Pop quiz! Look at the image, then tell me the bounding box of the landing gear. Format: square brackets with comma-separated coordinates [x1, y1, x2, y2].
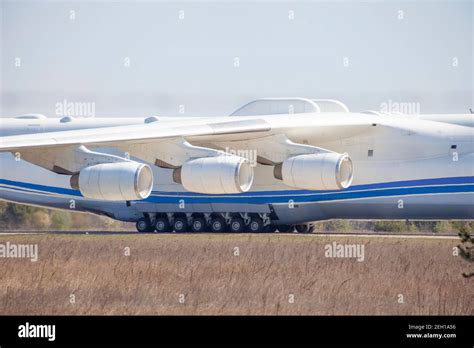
[248, 216, 264, 233]
[155, 216, 171, 233]
[136, 212, 312, 234]
[229, 217, 245, 233]
[136, 217, 154, 233]
[277, 224, 294, 233]
[295, 224, 314, 234]
[264, 224, 277, 233]
[210, 216, 227, 233]
[173, 216, 188, 233]
[191, 217, 207, 233]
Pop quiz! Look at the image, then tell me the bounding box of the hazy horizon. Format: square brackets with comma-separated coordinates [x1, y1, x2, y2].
[1, 0, 472, 117]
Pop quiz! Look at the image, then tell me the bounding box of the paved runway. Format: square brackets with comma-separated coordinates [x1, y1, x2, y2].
[0, 230, 461, 239]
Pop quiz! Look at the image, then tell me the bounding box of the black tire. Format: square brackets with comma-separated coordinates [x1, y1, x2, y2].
[229, 217, 245, 233]
[173, 217, 188, 233]
[136, 217, 153, 233]
[210, 216, 227, 233]
[264, 224, 278, 233]
[191, 217, 207, 233]
[277, 224, 294, 233]
[295, 224, 313, 234]
[155, 216, 171, 233]
[248, 217, 264, 233]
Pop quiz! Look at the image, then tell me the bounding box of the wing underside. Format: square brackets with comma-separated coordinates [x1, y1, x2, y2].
[0, 115, 373, 199]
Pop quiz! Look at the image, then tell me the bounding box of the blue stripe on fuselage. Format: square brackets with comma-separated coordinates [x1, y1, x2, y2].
[148, 176, 474, 197]
[144, 184, 474, 204]
[0, 177, 473, 203]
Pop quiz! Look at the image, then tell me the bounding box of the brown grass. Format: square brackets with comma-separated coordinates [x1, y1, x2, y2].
[0, 233, 472, 315]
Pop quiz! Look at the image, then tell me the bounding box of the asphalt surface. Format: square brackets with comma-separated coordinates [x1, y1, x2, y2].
[0, 231, 461, 239]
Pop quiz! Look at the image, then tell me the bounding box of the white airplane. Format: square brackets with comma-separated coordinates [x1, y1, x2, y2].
[0, 98, 473, 233]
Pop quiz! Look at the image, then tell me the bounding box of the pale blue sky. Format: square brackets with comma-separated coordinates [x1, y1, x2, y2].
[1, 0, 472, 116]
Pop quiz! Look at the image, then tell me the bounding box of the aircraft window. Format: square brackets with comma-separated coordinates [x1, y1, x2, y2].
[451, 145, 457, 149]
[368, 150, 374, 157]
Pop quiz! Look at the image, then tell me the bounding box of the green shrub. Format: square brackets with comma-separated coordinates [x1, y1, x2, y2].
[323, 219, 351, 232]
[432, 221, 454, 233]
[51, 211, 72, 230]
[373, 221, 407, 232]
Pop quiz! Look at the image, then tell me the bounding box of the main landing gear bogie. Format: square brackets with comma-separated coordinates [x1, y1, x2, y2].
[136, 213, 315, 235]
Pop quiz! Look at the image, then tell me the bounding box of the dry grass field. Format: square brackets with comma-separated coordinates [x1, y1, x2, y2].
[0, 233, 472, 315]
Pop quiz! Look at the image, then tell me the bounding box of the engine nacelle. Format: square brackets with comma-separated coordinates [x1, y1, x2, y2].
[174, 155, 254, 194]
[274, 153, 353, 190]
[70, 162, 153, 201]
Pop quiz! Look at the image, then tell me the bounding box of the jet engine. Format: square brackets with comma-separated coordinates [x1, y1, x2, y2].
[70, 162, 153, 201]
[174, 155, 254, 194]
[274, 153, 353, 190]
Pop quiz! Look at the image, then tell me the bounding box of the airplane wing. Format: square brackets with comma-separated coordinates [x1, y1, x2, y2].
[0, 114, 376, 152]
[0, 114, 375, 199]
[0, 117, 273, 151]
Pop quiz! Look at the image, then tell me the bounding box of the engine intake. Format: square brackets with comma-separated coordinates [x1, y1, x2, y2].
[174, 155, 254, 194]
[70, 162, 153, 201]
[274, 153, 353, 190]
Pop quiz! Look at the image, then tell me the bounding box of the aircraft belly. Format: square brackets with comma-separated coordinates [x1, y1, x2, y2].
[271, 193, 474, 223]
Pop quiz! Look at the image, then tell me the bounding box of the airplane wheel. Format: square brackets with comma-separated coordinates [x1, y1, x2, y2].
[295, 224, 313, 234]
[248, 217, 264, 233]
[277, 225, 294, 233]
[191, 217, 207, 233]
[155, 216, 171, 233]
[173, 217, 188, 233]
[229, 217, 245, 233]
[210, 217, 227, 233]
[136, 217, 153, 233]
[264, 224, 277, 233]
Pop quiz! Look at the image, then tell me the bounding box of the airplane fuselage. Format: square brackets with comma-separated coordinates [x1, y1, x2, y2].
[0, 113, 473, 229]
